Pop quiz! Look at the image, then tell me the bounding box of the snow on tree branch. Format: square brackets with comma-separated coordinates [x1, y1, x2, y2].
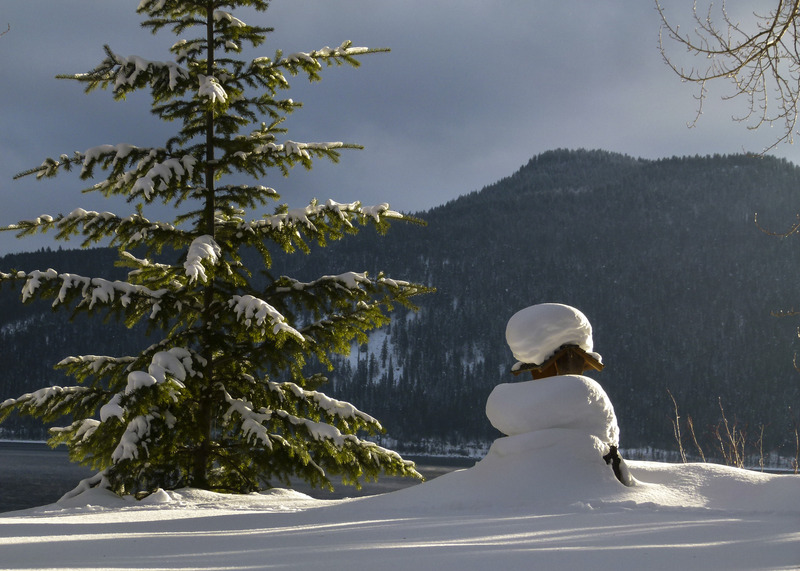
[111, 413, 158, 462]
[273, 409, 353, 447]
[66, 46, 190, 97]
[8, 268, 168, 317]
[58, 471, 110, 502]
[15, 144, 198, 209]
[51, 418, 101, 444]
[57, 355, 137, 379]
[228, 294, 304, 341]
[125, 348, 195, 393]
[1, 385, 86, 411]
[184, 235, 221, 283]
[16, 144, 138, 180]
[95, 348, 195, 462]
[277, 272, 421, 303]
[114, 53, 188, 91]
[275, 380, 382, 427]
[213, 10, 247, 28]
[278, 271, 371, 294]
[128, 153, 197, 201]
[278, 41, 380, 70]
[245, 41, 387, 94]
[2, 208, 193, 251]
[268, 404, 416, 476]
[223, 390, 274, 447]
[0, 385, 93, 423]
[223, 382, 389, 457]
[234, 139, 345, 164]
[81, 143, 138, 176]
[233, 200, 402, 240]
[198, 75, 227, 104]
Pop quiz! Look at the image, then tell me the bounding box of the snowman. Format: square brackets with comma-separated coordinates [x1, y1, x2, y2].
[486, 303, 632, 486]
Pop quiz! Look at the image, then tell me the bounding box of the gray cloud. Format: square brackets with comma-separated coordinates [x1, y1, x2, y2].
[0, 1, 793, 254]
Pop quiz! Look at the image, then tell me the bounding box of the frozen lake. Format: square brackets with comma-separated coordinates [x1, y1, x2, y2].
[0, 441, 93, 513]
[0, 441, 473, 513]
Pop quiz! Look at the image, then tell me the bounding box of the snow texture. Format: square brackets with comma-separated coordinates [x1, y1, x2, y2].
[99, 394, 124, 422]
[486, 375, 619, 446]
[506, 303, 601, 366]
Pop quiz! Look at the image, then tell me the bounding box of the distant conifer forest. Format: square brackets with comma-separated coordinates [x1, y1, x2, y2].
[3, 150, 799, 462]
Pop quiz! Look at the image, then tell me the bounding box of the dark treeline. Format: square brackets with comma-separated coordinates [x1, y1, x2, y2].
[2, 150, 799, 458]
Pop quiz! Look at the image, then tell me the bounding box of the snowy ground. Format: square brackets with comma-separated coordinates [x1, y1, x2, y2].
[1, 444, 798, 570]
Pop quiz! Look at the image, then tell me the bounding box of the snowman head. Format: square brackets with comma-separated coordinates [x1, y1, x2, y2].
[506, 303, 603, 378]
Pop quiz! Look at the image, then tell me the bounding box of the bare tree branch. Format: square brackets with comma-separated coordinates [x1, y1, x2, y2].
[754, 211, 800, 236]
[657, 0, 800, 152]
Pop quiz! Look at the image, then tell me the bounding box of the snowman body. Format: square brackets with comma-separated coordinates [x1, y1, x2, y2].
[486, 374, 619, 447]
[488, 303, 631, 485]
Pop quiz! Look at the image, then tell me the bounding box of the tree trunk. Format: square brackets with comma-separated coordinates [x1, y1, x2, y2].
[192, 0, 218, 490]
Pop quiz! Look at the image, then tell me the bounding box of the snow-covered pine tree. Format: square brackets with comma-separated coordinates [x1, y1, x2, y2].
[0, 1, 430, 496]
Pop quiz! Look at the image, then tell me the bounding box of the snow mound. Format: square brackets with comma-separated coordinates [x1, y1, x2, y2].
[486, 375, 618, 445]
[41, 486, 338, 522]
[3, 462, 798, 571]
[505, 303, 601, 366]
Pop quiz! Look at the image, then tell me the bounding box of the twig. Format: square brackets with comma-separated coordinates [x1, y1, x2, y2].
[667, 388, 687, 463]
[687, 415, 706, 463]
[716, 398, 746, 468]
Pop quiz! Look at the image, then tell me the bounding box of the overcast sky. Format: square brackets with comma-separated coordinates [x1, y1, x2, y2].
[0, 1, 794, 254]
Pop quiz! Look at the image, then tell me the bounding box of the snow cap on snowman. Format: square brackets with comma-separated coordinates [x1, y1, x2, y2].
[506, 303, 604, 379]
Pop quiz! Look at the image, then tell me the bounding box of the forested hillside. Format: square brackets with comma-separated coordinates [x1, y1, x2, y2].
[2, 149, 800, 459]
